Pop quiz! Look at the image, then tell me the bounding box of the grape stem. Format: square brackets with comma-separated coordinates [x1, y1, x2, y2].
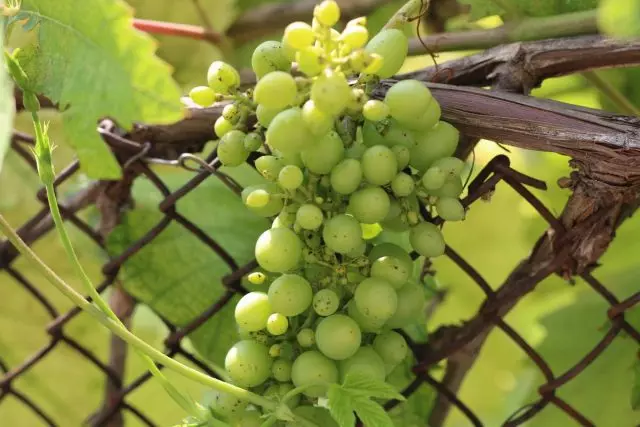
[383, 0, 426, 31]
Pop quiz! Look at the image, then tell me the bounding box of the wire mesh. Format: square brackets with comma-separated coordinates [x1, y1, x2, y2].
[1, 118, 638, 427]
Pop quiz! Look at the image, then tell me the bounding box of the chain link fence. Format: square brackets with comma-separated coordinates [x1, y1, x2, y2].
[1, 114, 639, 427]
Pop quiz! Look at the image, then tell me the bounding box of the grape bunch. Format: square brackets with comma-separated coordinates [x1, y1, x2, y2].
[188, 1, 465, 425]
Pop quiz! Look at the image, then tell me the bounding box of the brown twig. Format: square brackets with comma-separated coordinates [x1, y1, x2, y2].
[132, 18, 224, 45]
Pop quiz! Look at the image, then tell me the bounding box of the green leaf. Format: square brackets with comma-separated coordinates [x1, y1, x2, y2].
[458, 0, 505, 20]
[106, 166, 269, 365]
[327, 385, 356, 427]
[633, 358, 640, 410]
[16, 0, 184, 179]
[343, 372, 406, 401]
[598, 0, 640, 37]
[352, 396, 395, 427]
[0, 19, 15, 175]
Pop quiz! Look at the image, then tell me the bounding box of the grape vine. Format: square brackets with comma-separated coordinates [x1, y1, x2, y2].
[185, 1, 467, 425]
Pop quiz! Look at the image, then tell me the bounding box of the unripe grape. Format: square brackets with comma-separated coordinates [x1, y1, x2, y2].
[313, 289, 340, 316]
[278, 164, 304, 190]
[302, 100, 333, 136]
[214, 116, 234, 138]
[392, 145, 411, 170]
[384, 121, 415, 148]
[370, 256, 410, 289]
[311, 70, 351, 116]
[283, 22, 315, 50]
[242, 133, 262, 152]
[296, 204, 324, 230]
[241, 184, 283, 217]
[252, 41, 291, 79]
[218, 130, 249, 166]
[385, 79, 433, 123]
[301, 131, 345, 174]
[314, 0, 340, 27]
[315, 314, 361, 360]
[410, 121, 460, 172]
[291, 351, 338, 397]
[207, 61, 241, 93]
[339, 346, 386, 383]
[391, 172, 415, 197]
[341, 25, 368, 49]
[433, 156, 465, 178]
[255, 228, 302, 272]
[254, 71, 297, 110]
[267, 108, 313, 153]
[436, 197, 466, 221]
[256, 104, 283, 127]
[409, 222, 445, 258]
[364, 29, 408, 78]
[272, 359, 292, 382]
[361, 145, 398, 185]
[248, 272, 266, 285]
[225, 340, 272, 387]
[385, 282, 426, 328]
[269, 344, 282, 358]
[235, 292, 272, 332]
[267, 313, 289, 335]
[347, 299, 384, 333]
[245, 189, 270, 208]
[222, 103, 241, 123]
[296, 46, 324, 77]
[362, 100, 389, 122]
[268, 274, 313, 316]
[432, 176, 463, 198]
[323, 214, 363, 254]
[422, 166, 446, 190]
[297, 328, 315, 347]
[255, 155, 284, 182]
[348, 186, 390, 224]
[189, 86, 216, 106]
[354, 277, 397, 323]
[210, 390, 249, 419]
[330, 158, 362, 195]
[373, 331, 408, 365]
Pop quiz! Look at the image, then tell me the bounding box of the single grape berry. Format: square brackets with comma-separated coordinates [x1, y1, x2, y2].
[409, 221, 445, 257]
[247, 272, 266, 285]
[235, 292, 272, 332]
[362, 100, 389, 122]
[268, 274, 313, 316]
[254, 71, 297, 110]
[291, 351, 338, 397]
[314, 0, 340, 27]
[255, 228, 302, 272]
[272, 358, 292, 382]
[436, 197, 466, 221]
[218, 130, 249, 166]
[296, 204, 324, 230]
[244, 132, 263, 151]
[245, 189, 270, 208]
[297, 328, 316, 348]
[224, 340, 272, 387]
[189, 86, 216, 107]
[313, 289, 340, 316]
[267, 313, 289, 335]
[283, 22, 315, 50]
[214, 116, 234, 138]
[322, 214, 363, 254]
[341, 25, 368, 49]
[364, 29, 408, 78]
[207, 61, 241, 94]
[252, 40, 291, 79]
[278, 164, 304, 190]
[315, 314, 362, 360]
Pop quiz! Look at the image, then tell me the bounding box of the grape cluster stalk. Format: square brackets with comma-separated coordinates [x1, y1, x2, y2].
[187, 1, 465, 425]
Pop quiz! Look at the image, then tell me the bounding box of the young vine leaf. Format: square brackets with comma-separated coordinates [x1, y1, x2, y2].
[15, 0, 183, 179]
[0, 19, 15, 175]
[327, 372, 405, 427]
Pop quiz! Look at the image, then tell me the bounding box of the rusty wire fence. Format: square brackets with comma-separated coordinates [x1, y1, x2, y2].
[1, 115, 639, 427]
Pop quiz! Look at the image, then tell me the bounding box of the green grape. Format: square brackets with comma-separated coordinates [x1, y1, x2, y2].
[244, 132, 263, 151]
[431, 176, 463, 198]
[409, 222, 445, 257]
[241, 184, 283, 217]
[207, 61, 241, 94]
[272, 358, 293, 382]
[283, 22, 315, 49]
[296, 328, 315, 347]
[373, 331, 408, 365]
[354, 277, 398, 323]
[369, 242, 413, 273]
[401, 98, 441, 131]
[255, 156, 284, 182]
[189, 86, 216, 107]
[314, 0, 340, 26]
[422, 166, 446, 191]
[218, 130, 249, 166]
[269, 343, 282, 357]
[322, 214, 363, 254]
[255, 228, 302, 272]
[209, 390, 248, 420]
[278, 164, 304, 190]
[288, 406, 339, 427]
[301, 131, 345, 174]
[362, 120, 388, 147]
[296, 46, 324, 77]
[384, 121, 416, 148]
[392, 145, 410, 170]
[268, 274, 313, 316]
[266, 108, 313, 153]
[385, 79, 433, 124]
[410, 121, 460, 172]
[385, 282, 426, 329]
[291, 351, 339, 397]
[278, 149, 304, 168]
[347, 88, 368, 113]
[267, 313, 289, 335]
[247, 272, 266, 285]
[315, 314, 361, 360]
[346, 240, 367, 257]
[313, 289, 339, 316]
[302, 100, 333, 136]
[245, 188, 270, 208]
[296, 204, 324, 230]
[433, 156, 465, 178]
[362, 99, 389, 122]
[311, 70, 351, 115]
[370, 256, 410, 289]
[348, 186, 390, 224]
[361, 145, 398, 185]
[346, 299, 385, 333]
[256, 104, 283, 127]
[338, 346, 386, 382]
[214, 116, 234, 138]
[224, 340, 272, 387]
[254, 71, 297, 110]
[364, 29, 408, 78]
[234, 292, 272, 332]
[222, 103, 241, 123]
[391, 172, 415, 197]
[341, 24, 368, 49]
[252, 40, 291, 79]
[231, 410, 263, 427]
[330, 158, 362, 195]
[436, 197, 465, 221]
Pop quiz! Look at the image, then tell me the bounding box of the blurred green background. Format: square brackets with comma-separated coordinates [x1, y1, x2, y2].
[1, 0, 639, 426]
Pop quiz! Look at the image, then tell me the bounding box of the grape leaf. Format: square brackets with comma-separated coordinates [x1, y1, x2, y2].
[633, 358, 640, 410]
[352, 396, 394, 427]
[598, 0, 640, 37]
[15, 0, 184, 179]
[342, 372, 406, 401]
[327, 385, 356, 427]
[106, 165, 268, 365]
[0, 19, 14, 175]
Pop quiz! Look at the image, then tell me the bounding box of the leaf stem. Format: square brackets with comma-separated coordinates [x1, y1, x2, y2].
[0, 212, 277, 412]
[582, 70, 640, 117]
[383, 0, 425, 30]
